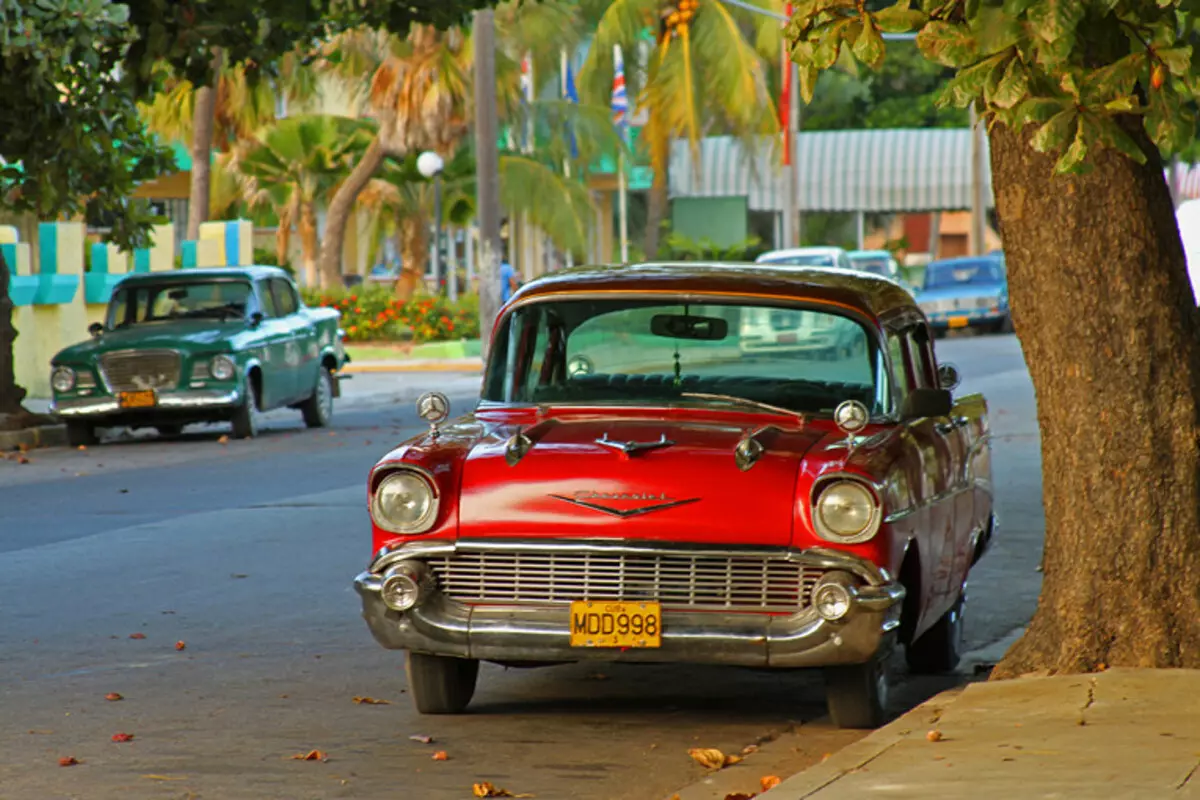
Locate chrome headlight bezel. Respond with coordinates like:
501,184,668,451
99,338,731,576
209,354,237,381
370,468,439,534
811,478,883,544
51,366,77,393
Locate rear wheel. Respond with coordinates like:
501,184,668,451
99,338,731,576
300,368,334,428
406,652,479,714
824,646,892,729
906,591,965,674
66,421,98,447
230,379,260,439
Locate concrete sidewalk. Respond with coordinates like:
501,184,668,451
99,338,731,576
760,668,1200,799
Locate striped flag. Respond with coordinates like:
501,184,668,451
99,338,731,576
562,49,580,160
519,51,534,154
611,44,629,141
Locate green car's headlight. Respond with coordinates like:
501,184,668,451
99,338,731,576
51,366,76,393
209,355,237,381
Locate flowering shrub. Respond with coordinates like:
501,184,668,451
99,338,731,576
302,286,480,344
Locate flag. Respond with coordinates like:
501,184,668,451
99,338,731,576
519,51,534,154
563,51,579,160
780,2,793,166
611,44,629,142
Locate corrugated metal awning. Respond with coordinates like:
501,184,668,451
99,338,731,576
668,128,995,213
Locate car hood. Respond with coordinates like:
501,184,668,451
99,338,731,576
457,413,827,547
54,320,250,363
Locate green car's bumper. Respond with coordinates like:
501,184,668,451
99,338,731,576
52,388,243,424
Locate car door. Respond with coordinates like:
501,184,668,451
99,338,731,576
268,277,314,403
254,278,297,408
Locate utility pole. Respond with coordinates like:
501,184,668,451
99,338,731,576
473,10,502,356
969,104,986,256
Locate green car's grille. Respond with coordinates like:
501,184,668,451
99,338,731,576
98,350,183,392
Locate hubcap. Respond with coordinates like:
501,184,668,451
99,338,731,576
318,371,333,421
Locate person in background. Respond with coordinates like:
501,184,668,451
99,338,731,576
499,259,520,304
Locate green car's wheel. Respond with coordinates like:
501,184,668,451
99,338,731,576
230,380,260,439
300,368,334,429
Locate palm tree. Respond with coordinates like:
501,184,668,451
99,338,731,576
315,0,588,285
578,0,778,257
237,115,375,288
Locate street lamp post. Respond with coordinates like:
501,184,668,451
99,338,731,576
417,151,448,299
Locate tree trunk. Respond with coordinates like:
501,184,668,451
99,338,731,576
988,115,1200,679
298,202,320,289
186,49,222,241
318,136,386,288
643,126,671,259
275,212,291,268
0,246,26,416
395,214,428,301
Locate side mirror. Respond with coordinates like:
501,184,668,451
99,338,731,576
901,388,953,420
249,312,265,328
88,322,104,338
937,363,961,391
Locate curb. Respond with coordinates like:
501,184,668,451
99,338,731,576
342,362,482,374
0,424,66,452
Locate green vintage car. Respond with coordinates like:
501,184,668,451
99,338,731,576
49,266,349,446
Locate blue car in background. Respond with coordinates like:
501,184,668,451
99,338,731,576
916,254,1012,335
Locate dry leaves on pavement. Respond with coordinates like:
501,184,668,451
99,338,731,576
128,633,146,640
291,750,328,761
472,782,534,798
175,641,186,651
58,756,80,767
217,435,229,445
352,696,389,705
760,775,782,791
111,733,135,743
104,692,123,702
688,748,743,770
409,734,434,744
432,751,448,761
926,730,943,742
724,793,756,800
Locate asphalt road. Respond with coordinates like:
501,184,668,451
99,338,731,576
0,333,1043,800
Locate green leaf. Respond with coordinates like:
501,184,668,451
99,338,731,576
798,63,820,103
1014,95,1070,126
988,56,1029,109
1031,108,1077,153
872,1,928,33
935,52,1005,108
1103,95,1138,113
1055,124,1089,174
1157,46,1192,76
1084,53,1147,103
1087,114,1147,164
1001,0,1036,14
971,5,1024,55
1026,0,1085,44
852,18,886,69
916,20,978,67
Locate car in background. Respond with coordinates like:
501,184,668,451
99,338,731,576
755,246,853,270
848,250,901,281
916,254,1011,335
49,267,349,446
353,261,995,729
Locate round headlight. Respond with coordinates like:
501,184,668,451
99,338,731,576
814,480,881,543
813,582,853,621
209,355,236,381
371,470,438,533
51,366,76,393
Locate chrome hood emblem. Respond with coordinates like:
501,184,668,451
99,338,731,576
551,490,700,518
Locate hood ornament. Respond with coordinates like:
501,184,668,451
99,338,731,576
416,391,450,439
734,425,776,472
505,427,534,466
595,432,675,458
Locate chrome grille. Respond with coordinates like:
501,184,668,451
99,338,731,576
99,350,182,392
424,550,824,612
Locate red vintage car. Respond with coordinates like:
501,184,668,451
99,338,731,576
354,263,995,728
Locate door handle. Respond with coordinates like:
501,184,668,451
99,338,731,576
936,416,968,434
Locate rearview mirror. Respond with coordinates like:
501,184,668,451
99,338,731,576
650,313,728,341
901,388,953,420
88,322,103,338
248,312,265,328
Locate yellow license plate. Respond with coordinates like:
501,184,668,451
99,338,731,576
569,601,662,648
118,390,157,409
948,316,969,328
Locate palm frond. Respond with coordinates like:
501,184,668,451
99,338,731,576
497,154,594,254
577,0,658,106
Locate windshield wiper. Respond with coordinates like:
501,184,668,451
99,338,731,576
679,392,804,422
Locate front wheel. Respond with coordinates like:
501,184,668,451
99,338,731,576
824,647,892,729
905,591,965,674
300,368,334,428
406,652,479,714
230,379,260,439
66,421,98,447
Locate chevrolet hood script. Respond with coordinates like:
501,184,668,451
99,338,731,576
550,490,700,518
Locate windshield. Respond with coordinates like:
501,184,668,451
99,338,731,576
758,253,837,267
923,259,1003,289
483,299,887,417
107,280,253,328
849,256,893,276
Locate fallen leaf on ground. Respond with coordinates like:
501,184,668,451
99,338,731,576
432,751,448,761
724,793,756,800
112,733,135,743
128,633,146,640
472,783,534,798
741,744,759,755
17,455,29,464
175,641,186,651
926,730,943,742
760,775,782,791
58,756,79,767
217,435,229,445
105,692,123,702
291,750,328,761
77,445,87,451
409,734,434,744
141,774,186,781
28,730,54,735
352,696,389,705
689,748,742,769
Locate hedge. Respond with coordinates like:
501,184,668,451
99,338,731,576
301,285,480,344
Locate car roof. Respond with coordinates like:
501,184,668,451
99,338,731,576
925,254,1002,267
114,266,290,284
511,262,919,324
849,249,892,258
755,246,846,262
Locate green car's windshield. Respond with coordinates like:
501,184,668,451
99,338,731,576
849,256,893,276
483,299,888,417
108,280,253,328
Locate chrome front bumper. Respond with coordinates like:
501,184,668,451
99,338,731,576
51,389,242,417
354,541,905,669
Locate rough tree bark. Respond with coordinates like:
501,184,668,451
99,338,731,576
395,214,428,301
989,115,1200,679
186,49,222,241
318,138,385,289
0,247,26,416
